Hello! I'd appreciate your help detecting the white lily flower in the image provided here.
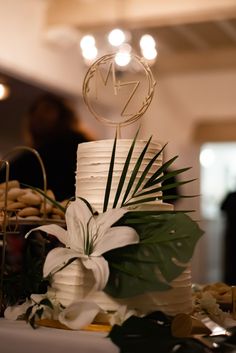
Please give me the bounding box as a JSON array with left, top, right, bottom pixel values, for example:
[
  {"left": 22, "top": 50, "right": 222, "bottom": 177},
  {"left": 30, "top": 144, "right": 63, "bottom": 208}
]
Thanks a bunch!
[
  {"left": 4, "top": 299, "right": 32, "bottom": 320},
  {"left": 4, "top": 293, "right": 56, "bottom": 322},
  {"left": 26, "top": 198, "right": 139, "bottom": 293},
  {"left": 58, "top": 301, "right": 101, "bottom": 330}
]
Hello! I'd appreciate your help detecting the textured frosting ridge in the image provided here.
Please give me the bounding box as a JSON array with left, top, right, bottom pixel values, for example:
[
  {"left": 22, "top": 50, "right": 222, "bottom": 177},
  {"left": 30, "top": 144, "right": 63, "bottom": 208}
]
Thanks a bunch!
[{"left": 76, "top": 139, "right": 164, "bottom": 212}]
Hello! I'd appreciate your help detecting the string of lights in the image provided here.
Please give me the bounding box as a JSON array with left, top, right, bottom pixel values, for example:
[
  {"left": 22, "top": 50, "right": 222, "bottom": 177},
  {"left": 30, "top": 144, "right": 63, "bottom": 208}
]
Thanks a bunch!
[{"left": 80, "top": 28, "right": 158, "bottom": 67}]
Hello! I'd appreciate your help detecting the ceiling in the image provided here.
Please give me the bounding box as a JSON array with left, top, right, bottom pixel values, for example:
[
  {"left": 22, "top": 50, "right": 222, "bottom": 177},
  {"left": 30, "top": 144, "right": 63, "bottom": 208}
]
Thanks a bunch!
[
  {"left": 0, "top": 1, "right": 236, "bottom": 156},
  {"left": 145, "top": 19, "right": 236, "bottom": 54},
  {"left": 138, "top": 18, "right": 236, "bottom": 74}
]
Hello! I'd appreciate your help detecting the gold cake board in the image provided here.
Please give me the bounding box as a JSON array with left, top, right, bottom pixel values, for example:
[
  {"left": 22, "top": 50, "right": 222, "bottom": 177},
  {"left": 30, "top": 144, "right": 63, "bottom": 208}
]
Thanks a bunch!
[{"left": 37, "top": 319, "right": 111, "bottom": 332}]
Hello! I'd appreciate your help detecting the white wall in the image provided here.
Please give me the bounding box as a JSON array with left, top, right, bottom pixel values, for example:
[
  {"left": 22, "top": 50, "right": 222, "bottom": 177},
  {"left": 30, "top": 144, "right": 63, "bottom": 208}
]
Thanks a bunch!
[{"left": 0, "top": 0, "right": 85, "bottom": 97}]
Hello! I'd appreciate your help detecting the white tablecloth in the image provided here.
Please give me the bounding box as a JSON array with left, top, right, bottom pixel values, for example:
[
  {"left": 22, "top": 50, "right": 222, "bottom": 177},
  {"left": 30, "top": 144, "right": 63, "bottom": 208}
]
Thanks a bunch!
[{"left": 0, "top": 319, "right": 119, "bottom": 353}]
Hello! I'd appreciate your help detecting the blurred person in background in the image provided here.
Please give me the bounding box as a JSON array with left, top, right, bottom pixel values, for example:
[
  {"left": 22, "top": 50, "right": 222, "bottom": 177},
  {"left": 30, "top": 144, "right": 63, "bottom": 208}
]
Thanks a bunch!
[
  {"left": 221, "top": 190, "right": 236, "bottom": 285},
  {"left": 0, "top": 93, "right": 92, "bottom": 201}
]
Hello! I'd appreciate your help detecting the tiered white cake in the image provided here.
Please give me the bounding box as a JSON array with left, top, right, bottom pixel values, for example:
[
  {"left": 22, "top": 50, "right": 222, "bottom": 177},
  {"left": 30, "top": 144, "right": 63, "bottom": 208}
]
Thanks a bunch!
[
  {"left": 51, "top": 139, "right": 193, "bottom": 316},
  {"left": 75, "top": 139, "right": 172, "bottom": 212}
]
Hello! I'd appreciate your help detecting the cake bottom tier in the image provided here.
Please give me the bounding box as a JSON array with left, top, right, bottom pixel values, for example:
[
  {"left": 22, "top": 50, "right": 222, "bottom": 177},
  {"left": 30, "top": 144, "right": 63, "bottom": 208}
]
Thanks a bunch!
[{"left": 50, "top": 260, "right": 193, "bottom": 316}]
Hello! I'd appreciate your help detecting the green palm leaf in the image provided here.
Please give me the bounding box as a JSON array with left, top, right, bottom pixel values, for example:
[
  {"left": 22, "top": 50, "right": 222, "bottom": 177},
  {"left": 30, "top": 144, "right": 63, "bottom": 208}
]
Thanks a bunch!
[
  {"left": 131, "top": 143, "right": 167, "bottom": 196},
  {"left": 103, "top": 131, "right": 194, "bottom": 210},
  {"left": 124, "top": 196, "right": 158, "bottom": 207},
  {"left": 121, "top": 136, "right": 152, "bottom": 206},
  {"left": 77, "top": 196, "right": 96, "bottom": 215},
  {"left": 143, "top": 155, "right": 178, "bottom": 189},
  {"left": 132, "top": 179, "right": 196, "bottom": 198},
  {"left": 159, "top": 194, "right": 199, "bottom": 201},
  {"left": 112, "top": 128, "right": 140, "bottom": 208},
  {"left": 103, "top": 132, "right": 117, "bottom": 212},
  {"left": 21, "top": 184, "right": 66, "bottom": 213},
  {"left": 146, "top": 167, "right": 191, "bottom": 187}
]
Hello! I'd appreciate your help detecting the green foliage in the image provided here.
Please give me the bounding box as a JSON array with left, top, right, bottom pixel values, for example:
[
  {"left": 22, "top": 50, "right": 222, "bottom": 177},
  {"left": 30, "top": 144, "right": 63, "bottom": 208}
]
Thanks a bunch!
[
  {"left": 104, "top": 212, "right": 203, "bottom": 298},
  {"left": 25, "top": 298, "right": 54, "bottom": 329},
  {"left": 101, "top": 132, "right": 203, "bottom": 297},
  {"left": 21, "top": 183, "right": 67, "bottom": 213},
  {"left": 103, "top": 133, "right": 196, "bottom": 210},
  {"left": 103, "top": 131, "right": 117, "bottom": 212}
]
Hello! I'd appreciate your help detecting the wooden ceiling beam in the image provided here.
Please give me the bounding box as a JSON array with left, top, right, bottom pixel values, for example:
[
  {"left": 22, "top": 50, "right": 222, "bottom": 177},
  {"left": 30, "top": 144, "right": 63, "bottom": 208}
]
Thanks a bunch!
[
  {"left": 46, "top": 0, "right": 236, "bottom": 30},
  {"left": 157, "top": 47, "right": 236, "bottom": 75}
]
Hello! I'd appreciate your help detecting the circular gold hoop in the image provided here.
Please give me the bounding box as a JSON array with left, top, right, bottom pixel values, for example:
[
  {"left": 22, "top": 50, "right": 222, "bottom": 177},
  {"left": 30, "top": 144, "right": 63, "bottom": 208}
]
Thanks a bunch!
[{"left": 82, "top": 53, "right": 156, "bottom": 127}]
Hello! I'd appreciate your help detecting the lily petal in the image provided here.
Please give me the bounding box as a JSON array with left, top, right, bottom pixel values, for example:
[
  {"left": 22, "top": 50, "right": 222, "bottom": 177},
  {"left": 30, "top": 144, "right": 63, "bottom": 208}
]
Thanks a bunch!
[
  {"left": 43, "top": 247, "right": 80, "bottom": 278},
  {"left": 25, "top": 224, "right": 67, "bottom": 245},
  {"left": 92, "top": 226, "right": 139, "bottom": 256},
  {"left": 94, "top": 208, "right": 127, "bottom": 242},
  {"left": 58, "top": 301, "right": 101, "bottom": 330},
  {"left": 81, "top": 256, "right": 109, "bottom": 291},
  {"left": 66, "top": 199, "right": 92, "bottom": 251},
  {"left": 30, "top": 293, "right": 48, "bottom": 304},
  {"left": 4, "top": 299, "right": 32, "bottom": 320}
]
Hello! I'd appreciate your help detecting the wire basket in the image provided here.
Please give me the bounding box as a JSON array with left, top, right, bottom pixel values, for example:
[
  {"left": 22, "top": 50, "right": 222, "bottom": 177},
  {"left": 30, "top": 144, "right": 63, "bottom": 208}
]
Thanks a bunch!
[{"left": 0, "top": 146, "right": 65, "bottom": 314}]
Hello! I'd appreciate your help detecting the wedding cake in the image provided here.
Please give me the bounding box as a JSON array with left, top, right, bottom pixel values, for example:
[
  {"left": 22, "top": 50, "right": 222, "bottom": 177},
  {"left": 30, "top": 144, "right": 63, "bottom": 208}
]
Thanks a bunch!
[
  {"left": 49, "top": 138, "right": 193, "bottom": 316},
  {"left": 4, "top": 54, "right": 203, "bottom": 331}
]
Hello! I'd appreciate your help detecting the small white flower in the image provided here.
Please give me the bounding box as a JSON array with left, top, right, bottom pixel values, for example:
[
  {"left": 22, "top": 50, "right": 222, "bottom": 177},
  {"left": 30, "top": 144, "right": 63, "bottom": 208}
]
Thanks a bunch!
[
  {"left": 4, "top": 299, "right": 32, "bottom": 320},
  {"left": 58, "top": 300, "right": 101, "bottom": 330}
]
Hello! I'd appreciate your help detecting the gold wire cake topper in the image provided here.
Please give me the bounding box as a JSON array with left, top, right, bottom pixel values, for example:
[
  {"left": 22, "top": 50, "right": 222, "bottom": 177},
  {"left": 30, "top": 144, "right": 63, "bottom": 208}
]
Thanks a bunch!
[{"left": 82, "top": 53, "right": 156, "bottom": 129}]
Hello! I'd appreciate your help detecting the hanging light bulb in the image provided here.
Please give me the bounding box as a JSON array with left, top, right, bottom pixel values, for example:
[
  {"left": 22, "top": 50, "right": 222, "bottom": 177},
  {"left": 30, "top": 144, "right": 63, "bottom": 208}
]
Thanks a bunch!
[
  {"left": 139, "top": 34, "right": 158, "bottom": 61},
  {"left": 140, "top": 34, "right": 156, "bottom": 50},
  {"left": 115, "top": 43, "right": 131, "bottom": 67},
  {"left": 80, "top": 35, "right": 96, "bottom": 50},
  {"left": 82, "top": 46, "right": 98, "bottom": 61},
  {"left": 80, "top": 34, "right": 97, "bottom": 61},
  {"left": 142, "top": 47, "right": 158, "bottom": 60},
  {"left": 108, "top": 28, "right": 126, "bottom": 47}
]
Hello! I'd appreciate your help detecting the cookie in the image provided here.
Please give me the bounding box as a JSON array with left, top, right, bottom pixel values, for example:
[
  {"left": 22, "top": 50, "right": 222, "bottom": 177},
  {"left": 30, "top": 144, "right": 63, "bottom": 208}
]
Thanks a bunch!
[
  {"left": 0, "top": 180, "right": 20, "bottom": 190},
  {"left": 0, "top": 200, "right": 14, "bottom": 208},
  {"left": 7, "top": 202, "right": 27, "bottom": 210},
  {"left": 51, "top": 207, "right": 65, "bottom": 218},
  {"left": 18, "top": 207, "right": 40, "bottom": 217},
  {"left": 6, "top": 187, "right": 25, "bottom": 201},
  {"left": 17, "top": 192, "right": 42, "bottom": 206}
]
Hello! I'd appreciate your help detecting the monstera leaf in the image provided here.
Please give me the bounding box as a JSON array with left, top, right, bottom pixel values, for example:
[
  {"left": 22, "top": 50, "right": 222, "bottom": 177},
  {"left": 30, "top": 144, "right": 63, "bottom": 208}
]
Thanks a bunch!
[{"left": 104, "top": 211, "right": 203, "bottom": 298}]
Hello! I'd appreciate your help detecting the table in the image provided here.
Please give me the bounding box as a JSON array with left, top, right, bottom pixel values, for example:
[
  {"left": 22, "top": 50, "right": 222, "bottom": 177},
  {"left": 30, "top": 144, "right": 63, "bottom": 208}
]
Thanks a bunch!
[{"left": 0, "top": 319, "right": 119, "bottom": 353}]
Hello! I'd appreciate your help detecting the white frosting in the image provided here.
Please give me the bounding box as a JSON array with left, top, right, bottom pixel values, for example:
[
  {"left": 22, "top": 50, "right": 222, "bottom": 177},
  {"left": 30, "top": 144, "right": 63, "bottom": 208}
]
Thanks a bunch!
[
  {"left": 76, "top": 139, "right": 165, "bottom": 213},
  {"left": 51, "top": 260, "right": 192, "bottom": 316},
  {"left": 52, "top": 139, "right": 193, "bottom": 316}
]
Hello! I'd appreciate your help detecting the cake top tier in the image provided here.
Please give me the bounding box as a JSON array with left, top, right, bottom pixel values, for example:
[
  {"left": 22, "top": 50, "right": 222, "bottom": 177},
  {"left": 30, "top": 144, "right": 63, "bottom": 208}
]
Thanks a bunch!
[{"left": 75, "top": 138, "right": 166, "bottom": 212}]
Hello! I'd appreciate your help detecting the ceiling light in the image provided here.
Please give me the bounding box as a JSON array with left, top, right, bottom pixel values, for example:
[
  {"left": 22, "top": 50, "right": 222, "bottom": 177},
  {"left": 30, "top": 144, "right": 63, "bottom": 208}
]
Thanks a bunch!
[
  {"left": 81, "top": 46, "right": 98, "bottom": 61},
  {"left": 0, "top": 83, "right": 10, "bottom": 100},
  {"left": 80, "top": 35, "right": 96, "bottom": 50},
  {"left": 115, "top": 51, "right": 131, "bottom": 67},
  {"left": 108, "top": 28, "right": 126, "bottom": 47},
  {"left": 142, "top": 47, "right": 158, "bottom": 60},
  {"left": 140, "top": 34, "right": 156, "bottom": 50}
]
